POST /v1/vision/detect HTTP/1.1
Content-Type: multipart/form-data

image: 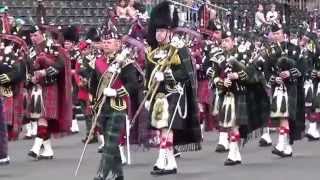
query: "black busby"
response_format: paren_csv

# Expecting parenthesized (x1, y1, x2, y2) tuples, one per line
(147, 1, 179, 49)
(86, 27, 101, 42)
(63, 25, 80, 43)
(207, 20, 222, 32)
(303, 31, 317, 41)
(271, 23, 282, 33)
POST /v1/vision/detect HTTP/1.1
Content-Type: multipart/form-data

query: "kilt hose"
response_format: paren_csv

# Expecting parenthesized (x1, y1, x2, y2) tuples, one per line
(0, 100, 8, 159)
(96, 111, 126, 179)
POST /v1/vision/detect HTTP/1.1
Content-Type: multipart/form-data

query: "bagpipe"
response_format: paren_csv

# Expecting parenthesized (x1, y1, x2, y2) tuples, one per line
(0, 33, 28, 97)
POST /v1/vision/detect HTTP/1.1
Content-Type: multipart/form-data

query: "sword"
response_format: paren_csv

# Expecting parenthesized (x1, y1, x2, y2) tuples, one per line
(74, 65, 119, 176)
(74, 95, 106, 176)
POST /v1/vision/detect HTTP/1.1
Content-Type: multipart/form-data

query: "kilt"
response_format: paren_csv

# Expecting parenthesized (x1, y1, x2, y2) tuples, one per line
(42, 84, 58, 120)
(2, 89, 24, 140)
(0, 100, 8, 159)
(96, 111, 126, 179)
(308, 82, 320, 122)
(218, 92, 248, 128)
(197, 80, 211, 105)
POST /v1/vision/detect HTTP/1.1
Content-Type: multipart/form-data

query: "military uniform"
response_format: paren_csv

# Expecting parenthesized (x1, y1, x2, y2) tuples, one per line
(146, 1, 201, 175)
(0, 34, 27, 164)
(263, 36, 305, 157)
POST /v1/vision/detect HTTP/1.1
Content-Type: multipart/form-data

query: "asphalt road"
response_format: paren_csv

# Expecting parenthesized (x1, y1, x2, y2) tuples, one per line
(1, 122, 320, 180)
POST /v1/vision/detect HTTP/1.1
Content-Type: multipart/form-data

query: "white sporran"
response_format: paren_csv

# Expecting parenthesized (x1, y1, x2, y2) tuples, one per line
(270, 85, 289, 118)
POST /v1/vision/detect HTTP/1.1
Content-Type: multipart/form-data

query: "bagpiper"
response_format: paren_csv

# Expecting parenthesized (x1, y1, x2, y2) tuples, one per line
(0, 31, 28, 165)
(301, 31, 320, 141)
(145, 1, 202, 175)
(263, 24, 305, 158)
(27, 25, 72, 160)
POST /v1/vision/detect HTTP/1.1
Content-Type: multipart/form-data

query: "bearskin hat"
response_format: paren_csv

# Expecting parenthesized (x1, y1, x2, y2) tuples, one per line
(86, 27, 101, 42)
(147, 1, 179, 49)
(63, 25, 80, 43)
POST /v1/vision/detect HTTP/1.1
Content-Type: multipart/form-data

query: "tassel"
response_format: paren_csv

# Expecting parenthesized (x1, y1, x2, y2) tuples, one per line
(23, 95, 28, 110)
(271, 96, 277, 112)
(315, 94, 320, 108)
(305, 87, 313, 106)
(280, 94, 287, 113)
(35, 94, 42, 114)
(220, 105, 226, 124)
(30, 95, 35, 113)
(226, 103, 232, 123)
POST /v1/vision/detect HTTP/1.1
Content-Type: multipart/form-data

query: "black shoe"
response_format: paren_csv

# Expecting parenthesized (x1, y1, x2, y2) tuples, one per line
(115, 176, 124, 180)
(174, 148, 181, 158)
(150, 168, 177, 176)
(97, 147, 103, 153)
(39, 155, 54, 160)
(71, 131, 79, 134)
(271, 147, 292, 158)
(23, 135, 33, 140)
(0, 158, 10, 166)
(93, 176, 103, 180)
(259, 138, 272, 147)
(215, 144, 229, 153)
(281, 152, 293, 157)
(224, 159, 241, 166)
(305, 134, 320, 141)
(153, 166, 161, 171)
(27, 151, 38, 159)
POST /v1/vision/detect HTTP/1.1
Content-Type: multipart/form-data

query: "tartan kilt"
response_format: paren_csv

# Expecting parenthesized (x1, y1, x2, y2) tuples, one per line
(97, 111, 126, 178)
(197, 80, 211, 105)
(218, 92, 248, 127)
(2, 89, 24, 140)
(309, 82, 320, 122)
(42, 85, 58, 120)
(0, 99, 8, 158)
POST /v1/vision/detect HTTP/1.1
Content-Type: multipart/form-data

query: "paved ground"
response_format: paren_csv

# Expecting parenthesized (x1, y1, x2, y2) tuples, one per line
(1, 122, 320, 180)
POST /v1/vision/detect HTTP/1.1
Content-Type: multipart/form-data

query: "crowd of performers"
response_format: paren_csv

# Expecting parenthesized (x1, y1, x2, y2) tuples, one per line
(1, 1, 320, 180)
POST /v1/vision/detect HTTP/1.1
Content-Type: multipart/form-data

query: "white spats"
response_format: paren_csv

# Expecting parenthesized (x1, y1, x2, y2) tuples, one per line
(119, 145, 127, 165)
(30, 137, 44, 156)
(24, 123, 32, 138)
(40, 139, 54, 158)
(283, 144, 292, 155)
(307, 122, 320, 139)
(0, 156, 10, 165)
(227, 141, 241, 162)
(70, 119, 80, 133)
(261, 128, 272, 144)
(154, 148, 166, 169)
(165, 148, 177, 170)
(98, 135, 105, 152)
(31, 121, 38, 137)
(217, 132, 229, 150)
(154, 148, 177, 170)
(275, 133, 285, 152)
(200, 123, 205, 140)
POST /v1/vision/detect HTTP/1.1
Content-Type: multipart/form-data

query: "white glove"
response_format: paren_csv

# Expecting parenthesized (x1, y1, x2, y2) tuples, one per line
(154, 71, 164, 82)
(196, 64, 201, 70)
(103, 88, 117, 97)
(107, 64, 118, 73)
(144, 100, 151, 111)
